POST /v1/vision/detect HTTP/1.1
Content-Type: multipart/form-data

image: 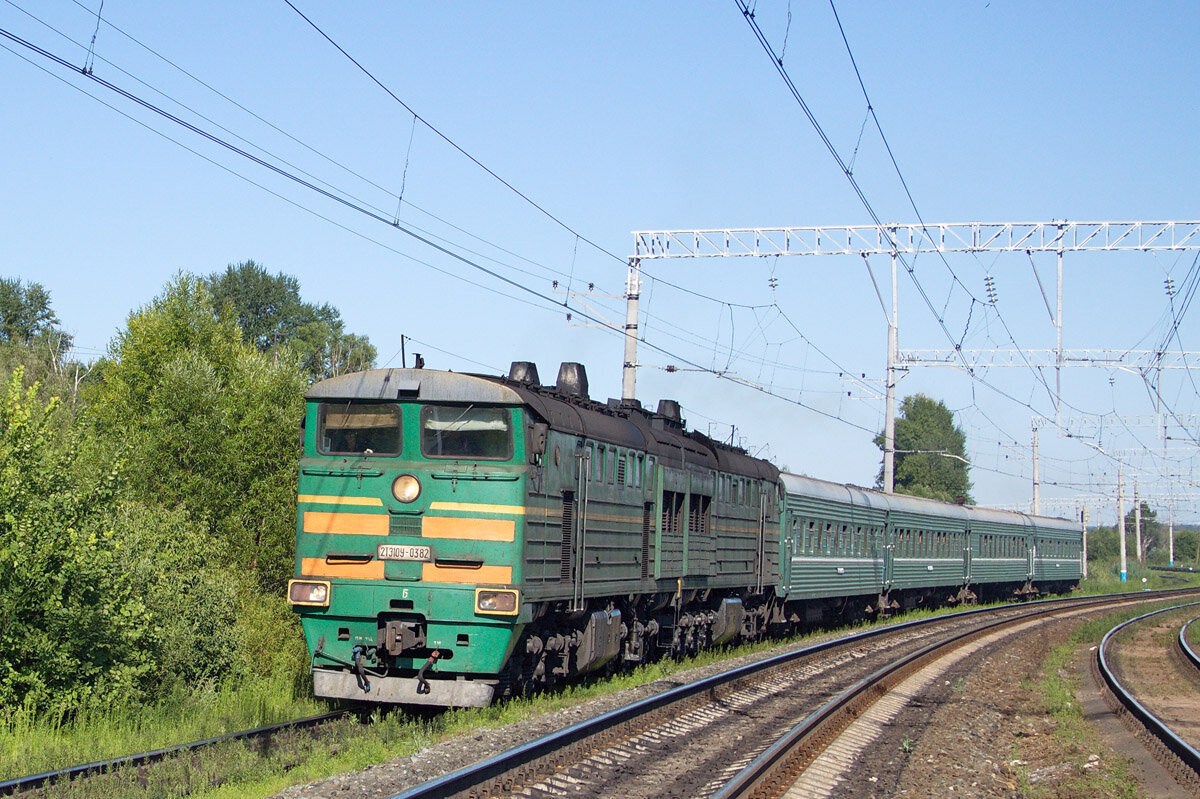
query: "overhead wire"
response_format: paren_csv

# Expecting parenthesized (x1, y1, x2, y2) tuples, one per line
(50, 0, 623, 298)
(0, 22, 886, 437)
(278, 0, 869, 399)
(759, 1, 1187, 500)
(0, 35, 558, 319)
(13, 7, 1188, 505)
(281, 0, 627, 269)
(60, 0, 808, 382)
(824, 0, 1074, 424)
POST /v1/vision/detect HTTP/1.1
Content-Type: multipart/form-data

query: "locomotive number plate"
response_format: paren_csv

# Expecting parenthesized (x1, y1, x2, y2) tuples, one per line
(377, 544, 432, 561)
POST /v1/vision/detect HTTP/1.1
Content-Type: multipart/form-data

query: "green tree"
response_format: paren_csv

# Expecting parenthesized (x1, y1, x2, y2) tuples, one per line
(86, 274, 306, 589)
(0, 278, 69, 347)
(0, 277, 80, 397)
(203, 260, 375, 380)
(874, 394, 973, 504)
(1086, 525, 1119, 563)
(0, 369, 145, 712)
(1122, 501, 1160, 561)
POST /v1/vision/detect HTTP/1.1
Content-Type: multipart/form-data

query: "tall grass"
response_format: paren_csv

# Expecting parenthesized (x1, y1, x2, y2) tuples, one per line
(1078, 556, 1200, 596)
(0, 669, 327, 782)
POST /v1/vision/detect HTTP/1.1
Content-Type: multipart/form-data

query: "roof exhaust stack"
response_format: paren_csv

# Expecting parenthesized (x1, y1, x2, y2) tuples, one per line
(556, 362, 589, 398)
(657, 399, 682, 423)
(508, 361, 541, 386)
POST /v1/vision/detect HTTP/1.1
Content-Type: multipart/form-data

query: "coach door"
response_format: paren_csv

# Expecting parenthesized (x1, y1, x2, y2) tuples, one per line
(754, 488, 768, 593)
(881, 513, 895, 590)
(563, 444, 591, 611)
(963, 526, 974, 584)
(1025, 528, 1036, 580)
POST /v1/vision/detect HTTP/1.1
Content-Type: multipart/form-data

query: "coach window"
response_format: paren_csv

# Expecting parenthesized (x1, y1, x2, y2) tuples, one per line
(319, 403, 401, 456)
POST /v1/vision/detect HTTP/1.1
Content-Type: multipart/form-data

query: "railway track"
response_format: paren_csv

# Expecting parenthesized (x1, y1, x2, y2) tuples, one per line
(11, 588, 1196, 798)
(1096, 602, 1200, 796)
(1181, 616, 1200, 670)
(0, 710, 347, 797)
(390, 590, 1188, 799)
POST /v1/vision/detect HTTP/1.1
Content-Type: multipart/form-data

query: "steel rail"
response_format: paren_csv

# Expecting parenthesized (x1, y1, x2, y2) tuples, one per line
(1180, 617, 1200, 671)
(709, 597, 1121, 799)
(1097, 602, 1200, 791)
(389, 590, 1191, 799)
(0, 710, 346, 796)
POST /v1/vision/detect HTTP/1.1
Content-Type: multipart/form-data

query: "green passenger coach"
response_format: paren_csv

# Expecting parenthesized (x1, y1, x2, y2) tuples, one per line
(287, 361, 1082, 707)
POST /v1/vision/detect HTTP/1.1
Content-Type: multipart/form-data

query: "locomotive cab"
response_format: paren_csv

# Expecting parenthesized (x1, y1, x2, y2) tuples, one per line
(288, 368, 532, 707)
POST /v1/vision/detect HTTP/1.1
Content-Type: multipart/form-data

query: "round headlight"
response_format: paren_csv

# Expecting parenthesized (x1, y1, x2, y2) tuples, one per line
(392, 474, 421, 503)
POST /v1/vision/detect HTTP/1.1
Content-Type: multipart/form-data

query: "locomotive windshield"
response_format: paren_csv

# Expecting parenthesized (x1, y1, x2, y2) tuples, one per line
(420, 404, 512, 460)
(318, 403, 401, 455)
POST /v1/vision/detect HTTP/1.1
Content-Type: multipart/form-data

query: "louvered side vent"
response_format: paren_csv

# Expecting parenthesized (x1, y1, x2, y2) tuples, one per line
(616, 457, 626, 486)
(641, 502, 652, 580)
(560, 491, 575, 582)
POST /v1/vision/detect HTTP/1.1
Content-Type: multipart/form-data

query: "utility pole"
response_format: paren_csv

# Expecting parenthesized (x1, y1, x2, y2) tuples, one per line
(1031, 424, 1040, 515)
(621, 259, 641, 401)
(1134, 479, 1142, 564)
(1118, 466, 1127, 583)
(1081, 505, 1089, 580)
(883, 250, 898, 493)
(1169, 504, 1175, 566)
(1055, 246, 1064, 421)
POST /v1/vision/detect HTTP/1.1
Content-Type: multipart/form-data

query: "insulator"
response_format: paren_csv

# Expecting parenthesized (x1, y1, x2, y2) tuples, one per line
(984, 274, 998, 304)
(1165, 277, 1176, 297)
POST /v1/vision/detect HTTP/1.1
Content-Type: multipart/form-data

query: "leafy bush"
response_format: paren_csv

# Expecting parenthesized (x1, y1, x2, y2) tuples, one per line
(0, 370, 145, 714)
(86, 274, 306, 591)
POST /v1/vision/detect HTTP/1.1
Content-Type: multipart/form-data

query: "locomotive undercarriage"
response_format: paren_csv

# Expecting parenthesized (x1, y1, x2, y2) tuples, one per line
(492, 578, 1072, 699)
(498, 588, 775, 698)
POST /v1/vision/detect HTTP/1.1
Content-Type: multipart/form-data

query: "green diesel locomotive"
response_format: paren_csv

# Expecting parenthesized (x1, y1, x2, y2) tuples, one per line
(287, 361, 1081, 707)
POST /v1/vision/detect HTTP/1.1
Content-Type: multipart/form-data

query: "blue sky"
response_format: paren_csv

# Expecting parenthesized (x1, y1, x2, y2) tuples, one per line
(3, 2, 1198, 522)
